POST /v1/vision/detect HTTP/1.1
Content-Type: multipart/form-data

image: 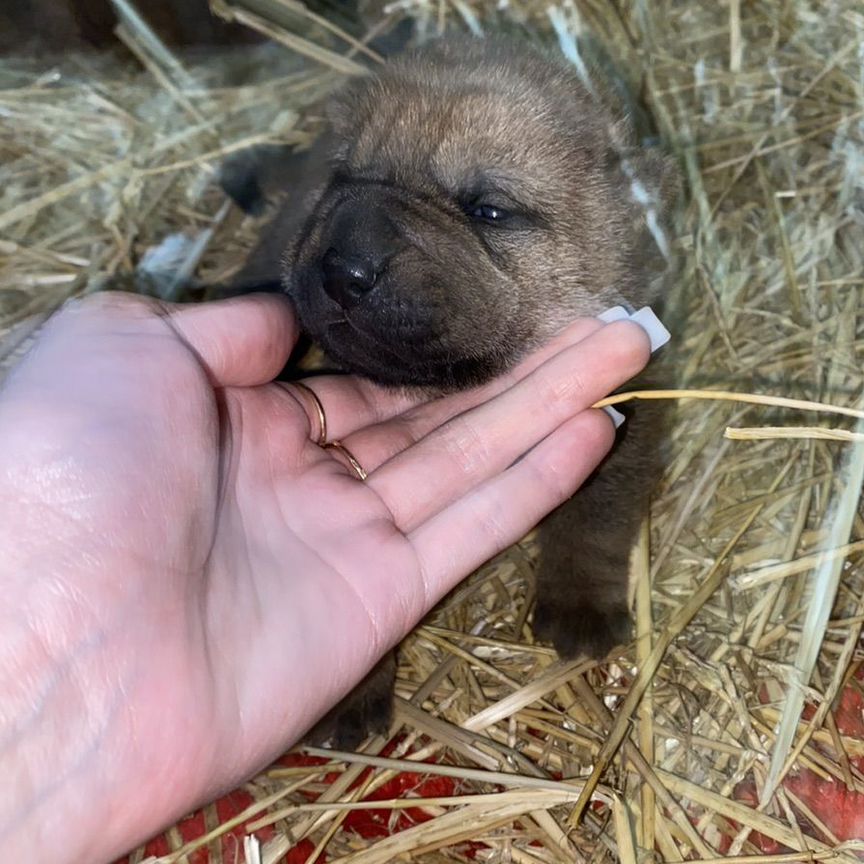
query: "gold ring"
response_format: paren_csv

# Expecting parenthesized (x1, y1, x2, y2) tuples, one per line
(291, 381, 327, 446)
(324, 440, 368, 481)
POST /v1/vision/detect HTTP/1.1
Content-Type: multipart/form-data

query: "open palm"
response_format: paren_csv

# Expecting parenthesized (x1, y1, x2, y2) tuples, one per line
(0, 292, 648, 863)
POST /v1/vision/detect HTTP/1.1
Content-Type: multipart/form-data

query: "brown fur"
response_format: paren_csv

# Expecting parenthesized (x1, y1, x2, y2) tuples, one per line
(228, 37, 677, 747)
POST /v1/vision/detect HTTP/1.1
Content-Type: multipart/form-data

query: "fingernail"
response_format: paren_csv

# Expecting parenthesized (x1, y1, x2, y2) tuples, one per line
(598, 305, 670, 352)
(603, 405, 626, 428)
(597, 305, 630, 323)
(630, 306, 671, 352)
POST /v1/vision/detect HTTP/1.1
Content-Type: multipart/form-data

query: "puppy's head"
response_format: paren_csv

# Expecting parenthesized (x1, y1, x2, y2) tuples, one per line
(286, 38, 673, 390)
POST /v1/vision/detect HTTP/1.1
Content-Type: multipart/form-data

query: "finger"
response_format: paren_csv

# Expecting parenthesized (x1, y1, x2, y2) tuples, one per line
(407, 409, 615, 615)
(368, 320, 651, 531)
(278, 376, 418, 446)
(290, 318, 604, 455)
(349, 319, 607, 463)
(166, 293, 299, 387)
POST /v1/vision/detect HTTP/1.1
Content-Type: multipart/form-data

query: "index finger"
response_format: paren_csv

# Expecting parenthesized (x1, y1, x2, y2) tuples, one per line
(368, 320, 651, 532)
(280, 318, 605, 446)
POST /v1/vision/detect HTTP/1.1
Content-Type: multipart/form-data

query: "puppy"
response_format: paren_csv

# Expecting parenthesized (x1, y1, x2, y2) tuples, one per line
(227, 36, 677, 747)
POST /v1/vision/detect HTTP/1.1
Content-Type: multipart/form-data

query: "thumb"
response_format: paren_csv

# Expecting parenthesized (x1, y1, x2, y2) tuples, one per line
(166, 293, 299, 387)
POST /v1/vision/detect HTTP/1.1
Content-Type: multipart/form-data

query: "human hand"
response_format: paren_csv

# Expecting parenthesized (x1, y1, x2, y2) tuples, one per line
(0, 293, 649, 863)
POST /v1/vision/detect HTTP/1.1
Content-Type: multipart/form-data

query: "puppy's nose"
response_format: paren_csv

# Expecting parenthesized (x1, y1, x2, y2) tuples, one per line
(320, 248, 379, 308)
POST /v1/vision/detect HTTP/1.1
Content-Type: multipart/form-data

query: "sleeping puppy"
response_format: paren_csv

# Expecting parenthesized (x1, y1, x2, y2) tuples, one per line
(225, 36, 677, 747)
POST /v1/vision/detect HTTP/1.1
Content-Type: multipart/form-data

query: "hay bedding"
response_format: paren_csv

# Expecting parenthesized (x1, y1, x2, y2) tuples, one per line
(2, 0, 864, 862)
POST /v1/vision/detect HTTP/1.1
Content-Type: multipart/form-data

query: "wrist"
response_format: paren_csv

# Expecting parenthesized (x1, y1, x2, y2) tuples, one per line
(0, 557, 212, 864)
(0, 585, 111, 860)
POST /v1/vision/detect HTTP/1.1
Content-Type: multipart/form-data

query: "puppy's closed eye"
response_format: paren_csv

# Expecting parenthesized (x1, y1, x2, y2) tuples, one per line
(466, 203, 513, 223)
(460, 196, 542, 232)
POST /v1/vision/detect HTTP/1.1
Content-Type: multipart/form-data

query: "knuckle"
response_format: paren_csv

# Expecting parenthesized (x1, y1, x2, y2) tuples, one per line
(440, 416, 489, 477)
(530, 456, 571, 502)
(535, 367, 587, 416)
(473, 498, 510, 551)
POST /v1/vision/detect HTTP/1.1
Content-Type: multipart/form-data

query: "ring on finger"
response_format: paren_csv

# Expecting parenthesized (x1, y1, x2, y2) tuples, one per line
(324, 440, 368, 481)
(290, 381, 328, 446)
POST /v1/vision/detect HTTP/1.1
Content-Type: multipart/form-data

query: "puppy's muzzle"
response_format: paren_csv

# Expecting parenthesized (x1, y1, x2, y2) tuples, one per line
(318, 197, 398, 309)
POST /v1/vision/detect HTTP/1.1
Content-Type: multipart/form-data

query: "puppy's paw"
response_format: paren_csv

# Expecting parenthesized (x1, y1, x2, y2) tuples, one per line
(305, 652, 396, 750)
(533, 598, 631, 660)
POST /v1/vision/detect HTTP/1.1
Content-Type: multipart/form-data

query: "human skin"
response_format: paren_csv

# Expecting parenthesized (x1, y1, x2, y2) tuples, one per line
(0, 292, 650, 862)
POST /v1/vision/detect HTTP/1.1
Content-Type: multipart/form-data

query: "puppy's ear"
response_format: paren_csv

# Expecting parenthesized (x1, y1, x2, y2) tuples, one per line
(325, 80, 368, 138)
(219, 144, 309, 215)
(219, 135, 338, 298)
